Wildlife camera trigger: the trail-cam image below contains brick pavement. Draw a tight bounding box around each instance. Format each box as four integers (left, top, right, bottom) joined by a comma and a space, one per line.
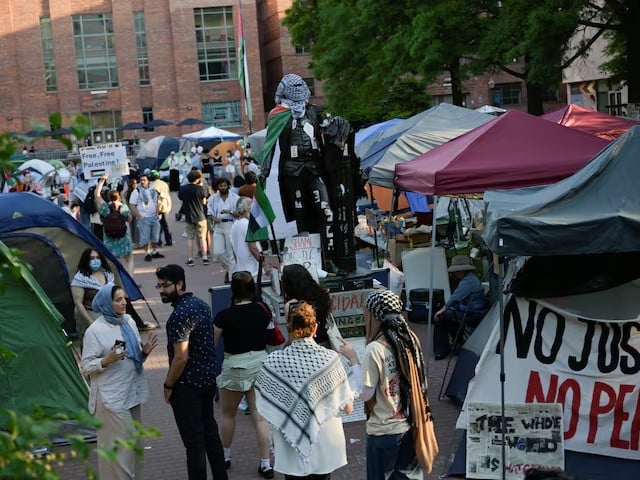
57, 193, 463, 480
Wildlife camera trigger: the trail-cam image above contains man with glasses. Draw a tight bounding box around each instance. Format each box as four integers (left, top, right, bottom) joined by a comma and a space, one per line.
155, 264, 227, 480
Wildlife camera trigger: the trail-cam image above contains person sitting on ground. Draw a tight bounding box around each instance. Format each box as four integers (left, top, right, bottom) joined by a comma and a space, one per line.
433, 255, 487, 360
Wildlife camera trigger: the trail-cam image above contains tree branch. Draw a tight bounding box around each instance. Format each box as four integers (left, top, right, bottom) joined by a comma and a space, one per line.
560, 27, 607, 69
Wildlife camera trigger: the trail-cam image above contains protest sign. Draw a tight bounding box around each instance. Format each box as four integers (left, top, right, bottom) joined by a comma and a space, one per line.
282, 233, 322, 280
80, 143, 128, 180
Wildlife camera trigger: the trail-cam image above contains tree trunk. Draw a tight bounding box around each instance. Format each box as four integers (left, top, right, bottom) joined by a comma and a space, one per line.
526, 82, 544, 116
623, 3, 640, 104
449, 61, 465, 106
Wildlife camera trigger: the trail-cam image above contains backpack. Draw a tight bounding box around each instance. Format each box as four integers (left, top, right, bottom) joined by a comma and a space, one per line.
103, 202, 127, 238
84, 186, 98, 214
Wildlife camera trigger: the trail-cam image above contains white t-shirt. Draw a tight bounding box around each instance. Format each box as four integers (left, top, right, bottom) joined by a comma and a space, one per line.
230, 217, 260, 279
207, 191, 240, 219
129, 186, 158, 218
362, 339, 411, 436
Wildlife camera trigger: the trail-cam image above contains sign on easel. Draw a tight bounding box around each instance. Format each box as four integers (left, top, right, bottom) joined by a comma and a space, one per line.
80, 143, 129, 180
466, 402, 564, 479
282, 233, 322, 281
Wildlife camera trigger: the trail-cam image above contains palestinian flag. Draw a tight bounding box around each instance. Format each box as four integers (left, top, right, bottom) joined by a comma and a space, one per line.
246, 181, 275, 242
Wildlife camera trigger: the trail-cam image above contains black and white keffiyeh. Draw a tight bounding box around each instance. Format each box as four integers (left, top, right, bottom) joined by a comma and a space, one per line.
274, 73, 311, 119
255, 337, 353, 466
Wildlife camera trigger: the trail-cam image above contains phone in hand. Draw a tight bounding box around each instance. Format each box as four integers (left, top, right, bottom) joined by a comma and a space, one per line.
114, 339, 126, 354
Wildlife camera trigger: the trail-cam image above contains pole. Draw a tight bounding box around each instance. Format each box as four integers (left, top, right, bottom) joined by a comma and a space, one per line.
269, 224, 281, 262
425, 195, 438, 374
494, 252, 506, 480
368, 183, 380, 266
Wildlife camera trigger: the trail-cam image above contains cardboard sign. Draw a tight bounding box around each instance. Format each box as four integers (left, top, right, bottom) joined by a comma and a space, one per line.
80, 143, 128, 179
467, 402, 564, 479
282, 233, 322, 281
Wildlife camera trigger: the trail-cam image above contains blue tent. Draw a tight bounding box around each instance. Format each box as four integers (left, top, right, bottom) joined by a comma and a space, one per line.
0, 192, 144, 333
136, 136, 179, 171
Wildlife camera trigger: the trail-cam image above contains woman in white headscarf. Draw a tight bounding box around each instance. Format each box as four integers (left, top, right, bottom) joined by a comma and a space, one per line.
81, 284, 157, 479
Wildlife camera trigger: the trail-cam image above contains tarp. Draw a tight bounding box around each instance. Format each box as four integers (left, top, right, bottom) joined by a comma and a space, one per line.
542, 104, 640, 141
394, 109, 610, 195
0, 192, 144, 331
0, 240, 88, 418
355, 118, 403, 159
483, 126, 640, 258
368, 103, 494, 189
181, 125, 243, 142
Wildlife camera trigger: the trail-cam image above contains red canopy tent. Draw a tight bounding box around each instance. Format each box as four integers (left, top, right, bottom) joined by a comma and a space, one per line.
542, 104, 640, 141
394, 110, 610, 195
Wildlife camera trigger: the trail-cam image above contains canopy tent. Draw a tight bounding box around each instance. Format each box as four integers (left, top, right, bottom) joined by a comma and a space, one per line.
542, 103, 640, 141
16, 159, 71, 184
481, 125, 640, 297
181, 125, 242, 143
394, 109, 610, 196
355, 118, 402, 158
368, 103, 494, 188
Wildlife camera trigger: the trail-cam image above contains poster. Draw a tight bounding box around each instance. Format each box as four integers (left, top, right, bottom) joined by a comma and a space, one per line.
79, 143, 128, 180
466, 402, 564, 479
282, 233, 322, 280
459, 296, 640, 461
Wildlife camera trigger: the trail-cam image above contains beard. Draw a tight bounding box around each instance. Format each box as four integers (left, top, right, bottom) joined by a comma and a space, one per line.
160, 290, 179, 304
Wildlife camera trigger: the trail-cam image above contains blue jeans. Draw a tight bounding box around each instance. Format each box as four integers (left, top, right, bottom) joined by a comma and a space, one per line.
366, 430, 422, 480
170, 384, 227, 480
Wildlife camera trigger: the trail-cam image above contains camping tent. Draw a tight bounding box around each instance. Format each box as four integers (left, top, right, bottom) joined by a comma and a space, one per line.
542, 103, 640, 141
0, 240, 88, 418
0, 192, 144, 333
394, 109, 610, 195
445, 127, 640, 479
367, 103, 494, 189
136, 136, 179, 171
355, 118, 403, 159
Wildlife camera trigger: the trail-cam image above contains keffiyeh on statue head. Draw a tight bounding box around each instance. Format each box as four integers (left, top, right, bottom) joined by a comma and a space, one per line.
275, 73, 311, 119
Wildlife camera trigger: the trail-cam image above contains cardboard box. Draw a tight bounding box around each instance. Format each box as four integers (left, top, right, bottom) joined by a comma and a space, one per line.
387, 237, 412, 268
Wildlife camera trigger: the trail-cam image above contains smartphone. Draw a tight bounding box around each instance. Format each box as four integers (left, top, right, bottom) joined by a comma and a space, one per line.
114, 339, 126, 354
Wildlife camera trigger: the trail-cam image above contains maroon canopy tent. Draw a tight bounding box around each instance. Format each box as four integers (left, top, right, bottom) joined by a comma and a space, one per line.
394, 109, 610, 196
542, 104, 640, 141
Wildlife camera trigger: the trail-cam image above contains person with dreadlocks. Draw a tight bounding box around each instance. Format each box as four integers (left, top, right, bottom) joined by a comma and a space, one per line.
340, 290, 439, 480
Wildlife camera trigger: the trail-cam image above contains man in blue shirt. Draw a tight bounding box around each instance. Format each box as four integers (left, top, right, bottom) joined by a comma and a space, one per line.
433, 255, 487, 360
156, 264, 227, 480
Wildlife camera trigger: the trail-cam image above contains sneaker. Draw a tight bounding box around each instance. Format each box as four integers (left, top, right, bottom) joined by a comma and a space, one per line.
202, 257, 210, 265
181, 232, 188, 238
151, 252, 165, 259
185, 259, 195, 267
144, 254, 152, 262
225, 458, 231, 469
257, 465, 274, 479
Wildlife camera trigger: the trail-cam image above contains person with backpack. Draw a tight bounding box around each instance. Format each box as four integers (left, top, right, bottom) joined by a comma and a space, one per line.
95, 174, 134, 275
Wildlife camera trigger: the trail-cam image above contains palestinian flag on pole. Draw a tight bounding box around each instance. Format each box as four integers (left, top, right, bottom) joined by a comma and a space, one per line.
237, 3, 252, 123
246, 181, 275, 242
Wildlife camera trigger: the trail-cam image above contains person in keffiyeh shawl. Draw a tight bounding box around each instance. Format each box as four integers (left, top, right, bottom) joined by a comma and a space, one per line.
255, 302, 355, 479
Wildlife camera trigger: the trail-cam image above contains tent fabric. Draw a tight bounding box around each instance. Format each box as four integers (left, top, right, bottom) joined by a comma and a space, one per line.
542, 103, 640, 140
0, 193, 144, 329
181, 125, 242, 142
483, 126, 640, 258
136, 136, 179, 171
368, 103, 494, 189
394, 109, 610, 196
0, 241, 88, 418
355, 118, 402, 158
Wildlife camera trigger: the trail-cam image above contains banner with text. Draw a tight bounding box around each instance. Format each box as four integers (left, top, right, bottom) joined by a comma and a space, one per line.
459, 296, 640, 460
467, 402, 564, 479
80, 143, 128, 180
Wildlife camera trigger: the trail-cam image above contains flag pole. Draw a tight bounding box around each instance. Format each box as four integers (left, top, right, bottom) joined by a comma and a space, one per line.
238, 0, 253, 134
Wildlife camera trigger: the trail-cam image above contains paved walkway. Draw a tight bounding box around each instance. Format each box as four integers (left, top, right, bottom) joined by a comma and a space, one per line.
57, 193, 463, 479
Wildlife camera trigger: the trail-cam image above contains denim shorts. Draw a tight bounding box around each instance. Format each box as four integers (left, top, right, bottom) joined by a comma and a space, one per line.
216, 350, 267, 392
137, 216, 160, 245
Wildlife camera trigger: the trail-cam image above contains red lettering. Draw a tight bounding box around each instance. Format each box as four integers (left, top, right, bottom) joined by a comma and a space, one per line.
588, 381, 616, 443
525, 371, 558, 402
611, 384, 634, 449
557, 379, 581, 439
632, 388, 640, 450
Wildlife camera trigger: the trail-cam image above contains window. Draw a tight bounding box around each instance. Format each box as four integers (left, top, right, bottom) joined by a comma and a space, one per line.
142, 107, 154, 132
492, 83, 522, 106
194, 7, 236, 81
40, 17, 57, 92
134, 12, 150, 86
73, 14, 118, 89
202, 101, 241, 127
295, 46, 310, 55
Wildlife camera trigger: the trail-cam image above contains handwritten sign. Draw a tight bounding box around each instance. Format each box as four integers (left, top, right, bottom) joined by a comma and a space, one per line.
80, 143, 128, 179
282, 234, 322, 280
467, 402, 564, 479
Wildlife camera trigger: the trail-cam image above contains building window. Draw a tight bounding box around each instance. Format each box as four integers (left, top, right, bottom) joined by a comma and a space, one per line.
40, 17, 57, 92
84, 110, 120, 145
73, 14, 118, 90
492, 83, 522, 106
202, 101, 241, 127
194, 7, 236, 81
134, 12, 150, 86
295, 46, 310, 55
142, 107, 154, 132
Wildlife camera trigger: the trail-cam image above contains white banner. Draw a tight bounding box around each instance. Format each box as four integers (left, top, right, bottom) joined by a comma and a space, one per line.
467, 402, 564, 479
80, 143, 128, 180
460, 297, 640, 460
